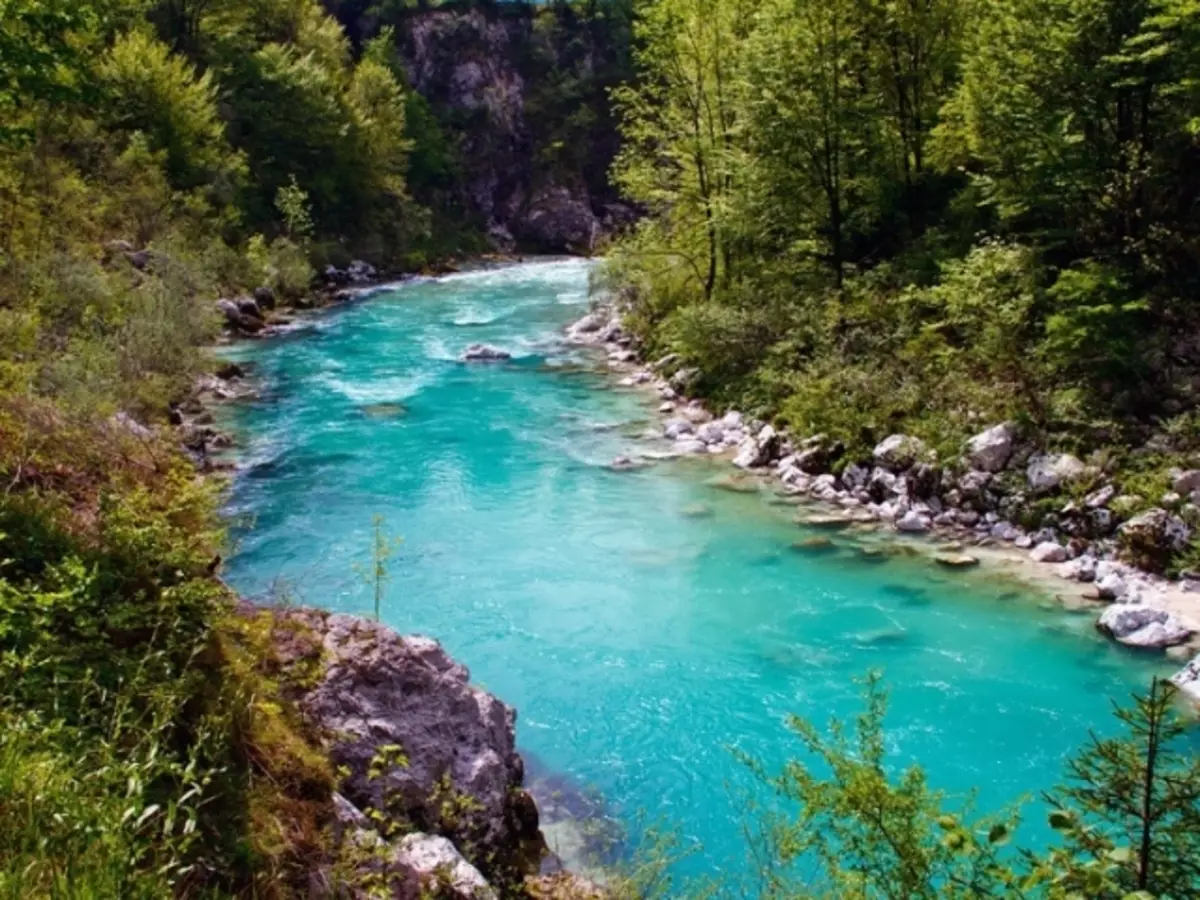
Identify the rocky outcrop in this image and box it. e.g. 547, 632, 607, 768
393, 8, 624, 253
271, 609, 545, 886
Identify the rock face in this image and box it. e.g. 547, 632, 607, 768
395, 8, 621, 253
272, 610, 544, 882
965, 423, 1017, 472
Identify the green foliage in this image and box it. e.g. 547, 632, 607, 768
743, 674, 1200, 899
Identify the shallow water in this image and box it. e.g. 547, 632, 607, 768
222, 259, 1170, 885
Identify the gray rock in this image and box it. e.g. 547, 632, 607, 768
676, 439, 708, 455
990, 521, 1021, 541
347, 259, 378, 283
696, 421, 726, 444
1172, 468, 1200, 496
965, 423, 1016, 472
733, 426, 780, 470
514, 185, 599, 254
664, 418, 694, 439
1098, 604, 1192, 648
273, 611, 541, 872
461, 343, 512, 361
1030, 541, 1069, 563
393, 833, 497, 900
670, 367, 701, 392
1026, 453, 1086, 492
873, 434, 929, 472
867, 467, 900, 503
841, 462, 871, 492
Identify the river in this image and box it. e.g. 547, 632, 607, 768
220, 258, 1169, 886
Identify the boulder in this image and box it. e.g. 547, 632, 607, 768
794, 440, 842, 474
670, 368, 701, 392
905, 463, 941, 500
1171, 469, 1200, 496
841, 462, 871, 492
235, 296, 263, 320
964, 423, 1017, 472
393, 833, 497, 900
1085, 485, 1116, 509
1030, 541, 1069, 563
1118, 508, 1191, 572
896, 510, 931, 533
664, 418, 694, 439
867, 467, 900, 504
215, 298, 264, 334
273, 610, 543, 876
514, 186, 599, 254
696, 421, 726, 444
1026, 453, 1086, 492
1096, 572, 1128, 601
733, 426, 780, 470
347, 259, 378, 283
1171, 654, 1200, 705
676, 439, 708, 455
956, 470, 994, 507
461, 344, 512, 362
253, 286, 277, 311
873, 434, 929, 472
1097, 603, 1191, 648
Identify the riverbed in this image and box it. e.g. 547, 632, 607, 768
220, 258, 1171, 886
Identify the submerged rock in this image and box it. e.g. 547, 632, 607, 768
462, 343, 512, 362
935, 553, 980, 568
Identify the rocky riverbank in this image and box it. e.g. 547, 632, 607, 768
565, 299, 1200, 706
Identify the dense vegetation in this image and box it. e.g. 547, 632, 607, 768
4, 0, 1200, 895
605, 0, 1200, 470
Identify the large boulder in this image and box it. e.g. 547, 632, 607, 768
1026, 453, 1086, 492
733, 426, 781, 470
514, 186, 599, 254
964, 423, 1017, 472
273, 610, 543, 878
905, 463, 941, 500
1118, 508, 1191, 572
1097, 603, 1191, 648
1171, 469, 1200, 496
873, 434, 928, 472
216, 298, 265, 334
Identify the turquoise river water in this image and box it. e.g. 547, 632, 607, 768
221, 258, 1172, 886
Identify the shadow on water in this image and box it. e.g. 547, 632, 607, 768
522, 751, 626, 873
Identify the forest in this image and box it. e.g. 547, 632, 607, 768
4, 0, 1200, 895
607, 0, 1200, 471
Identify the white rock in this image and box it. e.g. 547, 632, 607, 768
394, 834, 497, 900
965, 423, 1016, 472
896, 510, 931, 533
1026, 453, 1086, 492
1015, 535, 1033, 549
1171, 654, 1200, 704
720, 410, 743, 429
676, 439, 707, 454
1057, 556, 1096, 582
658, 402, 675, 413
990, 521, 1021, 541
1085, 484, 1117, 509
1120, 619, 1192, 648
1030, 541, 1068, 563
664, 418, 694, 439
1096, 572, 1128, 601
1098, 603, 1166, 638
696, 421, 726, 444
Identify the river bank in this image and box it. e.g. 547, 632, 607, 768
562, 294, 1200, 705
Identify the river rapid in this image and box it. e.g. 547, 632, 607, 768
220, 258, 1170, 885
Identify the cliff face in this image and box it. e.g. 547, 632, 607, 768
328, 1, 634, 254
